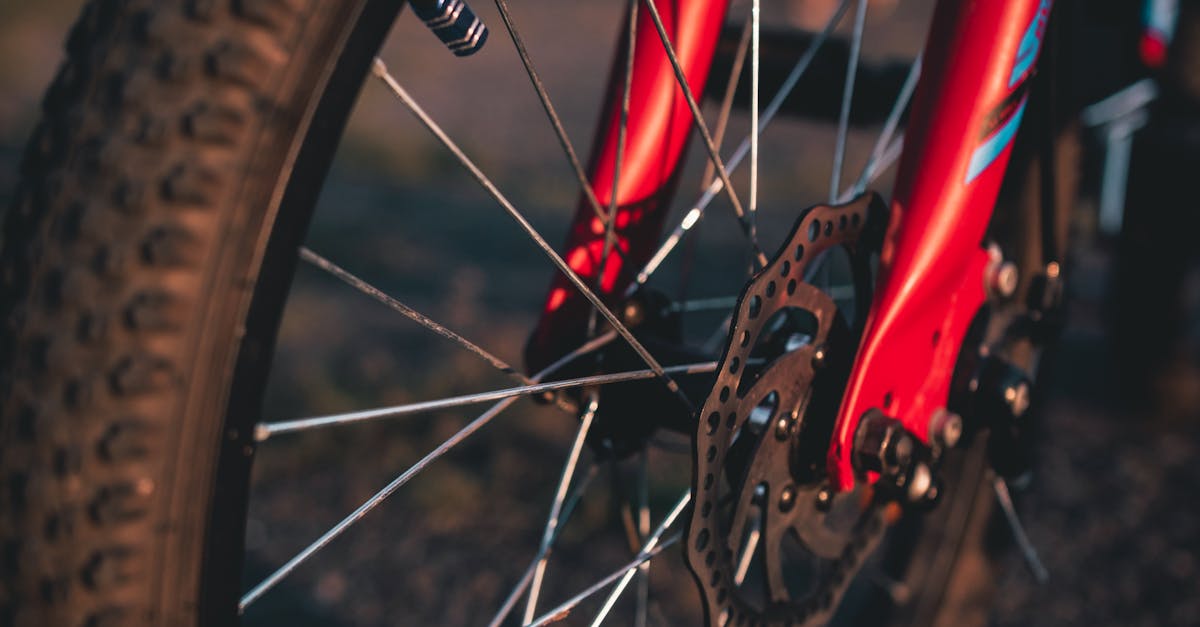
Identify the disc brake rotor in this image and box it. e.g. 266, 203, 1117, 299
685, 192, 890, 627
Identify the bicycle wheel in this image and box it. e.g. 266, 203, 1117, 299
0, 1, 1056, 625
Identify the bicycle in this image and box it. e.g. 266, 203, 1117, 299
0, 0, 1107, 625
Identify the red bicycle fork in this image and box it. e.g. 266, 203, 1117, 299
528, 0, 1054, 493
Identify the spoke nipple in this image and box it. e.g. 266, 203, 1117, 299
371, 57, 387, 78
253, 423, 271, 443
815, 486, 834, 512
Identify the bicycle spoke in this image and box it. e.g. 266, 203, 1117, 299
634, 451, 650, 627
372, 58, 695, 413
670, 296, 740, 314
299, 247, 530, 384
239, 332, 616, 610
610, 453, 653, 627
840, 131, 904, 203
491, 0, 628, 266
533, 491, 690, 627
702, 16, 752, 191
733, 512, 761, 585
863, 55, 920, 188
830, 0, 869, 202
590, 0, 639, 337
630, 0, 853, 292
255, 358, 723, 440
523, 395, 601, 623
528, 534, 681, 627
748, 0, 762, 262
641, 0, 767, 268
701, 313, 734, 355
840, 54, 922, 201
490, 465, 600, 627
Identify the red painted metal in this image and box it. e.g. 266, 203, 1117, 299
527, 0, 1056, 495
525, 0, 730, 369
827, 0, 1054, 490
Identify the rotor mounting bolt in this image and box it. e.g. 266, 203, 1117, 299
779, 485, 797, 513
815, 486, 833, 512
775, 416, 791, 441
1004, 381, 1031, 417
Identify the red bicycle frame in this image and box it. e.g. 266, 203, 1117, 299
530, 0, 1054, 492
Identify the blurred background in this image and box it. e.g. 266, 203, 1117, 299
1, 0, 1198, 625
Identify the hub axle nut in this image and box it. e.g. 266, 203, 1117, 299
852, 410, 915, 477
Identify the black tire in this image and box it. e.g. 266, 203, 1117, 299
0, 1, 399, 624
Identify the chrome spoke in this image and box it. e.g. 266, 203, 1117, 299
641, 0, 767, 268
830, 0, 869, 202
528, 533, 681, 627
590, 0, 639, 337
630, 0, 853, 292
299, 247, 530, 384
634, 451, 651, 627
536, 491, 690, 627
734, 512, 761, 585
489, 465, 600, 627
670, 296, 739, 314
861, 55, 921, 189
840, 131, 904, 203
523, 395, 601, 623
256, 356, 724, 440
239, 332, 616, 610
701, 313, 734, 355
839, 53, 921, 201
993, 476, 1050, 583
702, 15, 752, 190
748, 0, 762, 261
372, 58, 694, 412
491, 0, 628, 265
243, 394, 519, 610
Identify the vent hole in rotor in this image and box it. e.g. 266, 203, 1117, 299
746, 391, 780, 434
736, 307, 818, 397
748, 295, 762, 319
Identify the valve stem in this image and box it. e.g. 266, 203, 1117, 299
409, 0, 489, 56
